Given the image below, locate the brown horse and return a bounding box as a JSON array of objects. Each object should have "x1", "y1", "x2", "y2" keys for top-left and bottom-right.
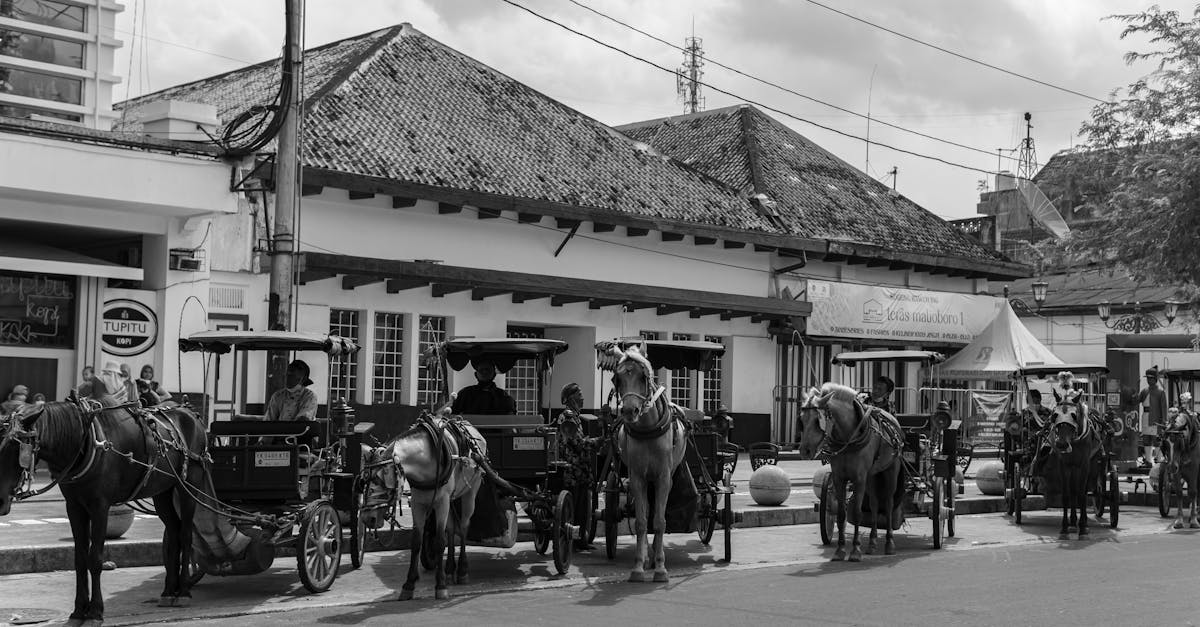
[
  {"x1": 609, "y1": 344, "x2": 688, "y2": 582},
  {"x1": 1048, "y1": 401, "x2": 1103, "y2": 538},
  {"x1": 1160, "y1": 410, "x2": 1200, "y2": 529},
  {"x1": 797, "y1": 383, "x2": 904, "y2": 561},
  {"x1": 391, "y1": 412, "x2": 485, "y2": 600},
  {"x1": 0, "y1": 399, "x2": 208, "y2": 626}
]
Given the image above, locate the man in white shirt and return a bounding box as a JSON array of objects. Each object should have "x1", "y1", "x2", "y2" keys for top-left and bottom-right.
[{"x1": 265, "y1": 360, "x2": 318, "y2": 422}]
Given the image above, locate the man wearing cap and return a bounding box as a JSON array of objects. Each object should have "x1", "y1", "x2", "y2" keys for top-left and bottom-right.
[
  {"x1": 865, "y1": 375, "x2": 896, "y2": 414},
  {"x1": 555, "y1": 383, "x2": 604, "y2": 550},
  {"x1": 451, "y1": 359, "x2": 516, "y2": 415},
  {"x1": 266, "y1": 359, "x2": 318, "y2": 422},
  {"x1": 1137, "y1": 366, "x2": 1168, "y2": 468}
]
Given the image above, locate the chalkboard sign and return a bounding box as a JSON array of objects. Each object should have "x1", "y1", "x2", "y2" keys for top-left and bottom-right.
[{"x1": 0, "y1": 270, "x2": 76, "y2": 349}]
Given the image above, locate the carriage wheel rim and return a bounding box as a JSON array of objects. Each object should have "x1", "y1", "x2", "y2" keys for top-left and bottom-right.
[{"x1": 305, "y1": 505, "x2": 339, "y2": 587}]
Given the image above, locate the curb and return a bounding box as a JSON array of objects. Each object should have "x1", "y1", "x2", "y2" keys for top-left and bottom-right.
[{"x1": 0, "y1": 494, "x2": 1027, "y2": 576}]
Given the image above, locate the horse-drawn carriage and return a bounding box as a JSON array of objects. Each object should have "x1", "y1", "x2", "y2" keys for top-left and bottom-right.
[
  {"x1": 1001, "y1": 364, "x2": 1120, "y2": 533},
  {"x1": 178, "y1": 330, "x2": 395, "y2": 593},
  {"x1": 805, "y1": 350, "x2": 960, "y2": 554},
  {"x1": 595, "y1": 338, "x2": 737, "y2": 566},
  {"x1": 1154, "y1": 368, "x2": 1200, "y2": 523},
  {"x1": 420, "y1": 336, "x2": 580, "y2": 576}
]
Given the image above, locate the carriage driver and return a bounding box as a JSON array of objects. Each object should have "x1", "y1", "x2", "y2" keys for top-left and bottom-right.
[
  {"x1": 555, "y1": 383, "x2": 604, "y2": 551},
  {"x1": 451, "y1": 358, "x2": 516, "y2": 415},
  {"x1": 265, "y1": 359, "x2": 318, "y2": 422},
  {"x1": 861, "y1": 375, "x2": 895, "y2": 414}
]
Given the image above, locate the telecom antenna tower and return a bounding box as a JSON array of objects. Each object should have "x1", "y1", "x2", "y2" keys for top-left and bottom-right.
[
  {"x1": 1016, "y1": 112, "x2": 1037, "y2": 182},
  {"x1": 676, "y1": 34, "x2": 705, "y2": 114}
]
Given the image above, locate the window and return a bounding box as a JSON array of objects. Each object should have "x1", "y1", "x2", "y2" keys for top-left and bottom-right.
[
  {"x1": 0, "y1": 102, "x2": 79, "y2": 121},
  {"x1": 3, "y1": 0, "x2": 87, "y2": 32},
  {"x1": 0, "y1": 65, "x2": 82, "y2": 103},
  {"x1": 702, "y1": 335, "x2": 724, "y2": 414},
  {"x1": 670, "y1": 333, "x2": 694, "y2": 408},
  {"x1": 372, "y1": 312, "x2": 403, "y2": 404},
  {"x1": 0, "y1": 29, "x2": 85, "y2": 67},
  {"x1": 416, "y1": 315, "x2": 446, "y2": 408},
  {"x1": 328, "y1": 309, "x2": 359, "y2": 404},
  {"x1": 506, "y1": 326, "x2": 543, "y2": 415}
]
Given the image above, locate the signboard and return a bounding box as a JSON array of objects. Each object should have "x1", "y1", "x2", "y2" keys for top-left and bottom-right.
[
  {"x1": 0, "y1": 271, "x2": 75, "y2": 349},
  {"x1": 254, "y1": 451, "x2": 291, "y2": 467},
  {"x1": 102, "y1": 299, "x2": 157, "y2": 357},
  {"x1": 512, "y1": 436, "x2": 543, "y2": 451},
  {"x1": 806, "y1": 280, "x2": 1003, "y2": 345}
]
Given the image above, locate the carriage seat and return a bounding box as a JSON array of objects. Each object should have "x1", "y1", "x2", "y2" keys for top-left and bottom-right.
[
  {"x1": 895, "y1": 413, "x2": 930, "y2": 432},
  {"x1": 680, "y1": 408, "x2": 706, "y2": 423},
  {"x1": 459, "y1": 413, "x2": 543, "y2": 427}
]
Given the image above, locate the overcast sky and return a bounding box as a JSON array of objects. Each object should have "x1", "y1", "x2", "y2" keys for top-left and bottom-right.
[{"x1": 111, "y1": 0, "x2": 1198, "y2": 220}]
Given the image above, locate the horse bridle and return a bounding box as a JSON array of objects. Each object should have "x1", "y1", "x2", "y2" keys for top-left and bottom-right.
[{"x1": 0, "y1": 400, "x2": 105, "y2": 502}]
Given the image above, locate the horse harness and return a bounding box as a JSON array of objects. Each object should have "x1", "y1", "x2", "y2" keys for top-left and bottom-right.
[
  {"x1": 816, "y1": 401, "x2": 904, "y2": 465},
  {"x1": 621, "y1": 384, "x2": 678, "y2": 441},
  {"x1": 2, "y1": 398, "x2": 207, "y2": 503}
]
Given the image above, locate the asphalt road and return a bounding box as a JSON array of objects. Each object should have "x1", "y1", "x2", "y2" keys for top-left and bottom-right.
[{"x1": 0, "y1": 507, "x2": 1190, "y2": 627}]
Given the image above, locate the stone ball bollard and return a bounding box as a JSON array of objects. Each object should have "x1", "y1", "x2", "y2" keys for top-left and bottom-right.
[
  {"x1": 106, "y1": 504, "x2": 135, "y2": 539},
  {"x1": 974, "y1": 460, "x2": 1005, "y2": 496},
  {"x1": 749, "y1": 465, "x2": 792, "y2": 506}
]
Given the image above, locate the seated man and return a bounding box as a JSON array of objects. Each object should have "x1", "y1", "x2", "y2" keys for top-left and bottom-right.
[
  {"x1": 863, "y1": 375, "x2": 896, "y2": 415},
  {"x1": 266, "y1": 359, "x2": 318, "y2": 422},
  {"x1": 451, "y1": 359, "x2": 516, "y2": 415}
]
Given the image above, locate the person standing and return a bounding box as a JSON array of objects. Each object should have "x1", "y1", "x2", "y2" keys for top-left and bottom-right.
[
  {"x1": 555, "y1": 383, "x2": 604, "y2": 550},
  {"x1": 1137, "y1": 366, "x2": 1169, "y2": 468}
]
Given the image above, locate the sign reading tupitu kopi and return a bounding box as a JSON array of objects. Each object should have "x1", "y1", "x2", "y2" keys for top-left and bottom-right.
[
  {"x1": 102, "y1": 299, "x2": 157, "y2": 356},
  {"x1": 805, "y1": 280, "x2": 1003, "y2": 344}
]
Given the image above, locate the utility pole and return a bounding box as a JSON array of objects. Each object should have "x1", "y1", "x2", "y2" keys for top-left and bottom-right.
[
  {"x1": 267, "y1": 0, "x2": 304, "y2": 399},
  {"x1": 1016, "y1": 112, "x2": 1037, "y2": 182},
  {"x1": 675, "y1": 27, "x2": 704, "y2": 114}
]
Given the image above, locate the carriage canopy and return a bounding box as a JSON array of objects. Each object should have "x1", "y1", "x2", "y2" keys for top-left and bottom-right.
[
  {"x1": 435, "y1": 337, "x2": 568, "y2": 373},
  {"x1": 595, "y1": 338, "x2": 726, "y2": 372},
  {"x1": 831, "y1": 350, "x2": 946, "y2": 366},
  {"x1": 179, "y1": 330, "x2": 360, "y2": 356}
]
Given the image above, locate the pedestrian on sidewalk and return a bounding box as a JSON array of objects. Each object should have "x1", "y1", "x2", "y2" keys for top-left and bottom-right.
[
  {"x1": 1137, "y1": 366, "x2": 1168, "y2": 468},
  {"x1": 1, "y1": 384, "x2": 28, "y2": 414},
  {"x1": 555, "y1": 382, "x2": 604, "y2": 551}
]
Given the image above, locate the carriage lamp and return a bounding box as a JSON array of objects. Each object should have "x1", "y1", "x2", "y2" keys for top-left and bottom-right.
[
  {"x1": 1097, "y1": 300, "x2": 1183, "y2": 334},
  {"x1": 1165, "y1": 300, "x2": 1182, "y2": 324},
  {"x1": 1031, "y1": 280, "x2": 1049, "y2": 307}
]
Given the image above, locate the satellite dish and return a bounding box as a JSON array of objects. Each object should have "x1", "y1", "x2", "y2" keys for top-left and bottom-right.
[{"x1": 1016, "y1": 179, "x2": 1070, "y2": 239}]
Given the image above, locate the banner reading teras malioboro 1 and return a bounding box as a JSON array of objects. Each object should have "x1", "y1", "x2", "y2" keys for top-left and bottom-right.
[{"x1": 805, "y1": 280, "x2": 1004, "y2": 344}]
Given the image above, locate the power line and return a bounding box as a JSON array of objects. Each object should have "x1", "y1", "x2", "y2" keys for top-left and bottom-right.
[
  {"x1": 501, "y1": 0, "x2": 1011, "y2": 181},
  {"x1": 108, "y1": 27, "x2": 259, "y2": 65},
  {"x1": 802, "y1": 0, "x2": 1106, "y2": 104},
  {"x1": 565, "y1": 0, "x2": 1018, "y2": 164}
]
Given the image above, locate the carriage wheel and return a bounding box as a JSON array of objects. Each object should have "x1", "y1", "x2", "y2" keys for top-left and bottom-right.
[
  {"x1": 818, "y1": 479, "x2": 834, "y2": 547},
  {"x1": 533, "y1": 504, "x2": 551, "y2": 556},
  {"x1": 1108, "y1": 471, "x2": 1120, "y2": 528},
  {"x1": 297, "y1": 501, "x2": 342, "y2": 593},
  {"x1": 1004, "y1": 456, "x2": 1016, "y2": 517},
  {"x1": 931, "y1": 476, "x2": 944, "y2": 550},
  {"x1": 584, "y1": 487, "x2": 599, "y2": 545},
  {"x1": 1158, "y1": 464, "x2": 1174, "y2": 518},
  {"x1": 946, "y1": 475, "x2": 957, "y2": 538},
  {"x1": 1092, "y1": 468, "x2": 1108, "y2": 519},
  {"x1": 551, "y1": 491, "x2": 575, "y2": 575},
  {"x1": 604, "y1": 472, "x2": 620, "y2": 560},
  {"x1": 697, "y1": 492, "x2": 718, "y2": 546},
  {"x1": 350, "y1": 491, "x2": 367, "y2": 569}
]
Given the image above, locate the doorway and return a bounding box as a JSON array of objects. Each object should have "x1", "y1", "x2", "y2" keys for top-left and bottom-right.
[{"x1": 209, "y1": 314, "x2": 248, "y2": 422}]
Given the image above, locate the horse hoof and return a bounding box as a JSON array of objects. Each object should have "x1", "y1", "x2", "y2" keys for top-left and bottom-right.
[
  {"x1": 884, "y1": 541, "x2": 896, "y2": 555},
  {"x1": 65, "y1": 619, "x2": 85, "y2": 627},
  {"x1": 434, "y1": 588, "x2": 450, "y2": 600},
  {"x1": 653, "y1": 570, "x2": 669, "y2": 583},
  {"x1": 848, "y1": 551, "x2": 862, "y2": 563},
  {"x1": 158, "y1": 596, "x2": 177, "y2": 608},
  {"x1": 628, "y1": 570, "x2": 646, "y2": 583},
  {"x1": 1175, "y1": 521, "x2": 1185, "y2": 529},
  {"x1": 1078, "y1": 529, "x2": 1089, "y2": 538},
  {"x1": 398, "y1": 589, "x2": 414, "y2": 601},
  {"x1": 831, "y1": 549, "x2": 846, "y2": 561},
  {"x1": 1058, "y1": 533, "x2": 1070, "y2": 540}
]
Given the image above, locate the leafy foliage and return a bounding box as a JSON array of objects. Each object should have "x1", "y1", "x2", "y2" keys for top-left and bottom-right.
[{"x1": 1056, "y1": 5, "x2": 1200, "y2": 296}]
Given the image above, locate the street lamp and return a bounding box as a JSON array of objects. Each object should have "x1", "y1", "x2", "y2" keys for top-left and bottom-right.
[
  {"x1": 1097, "y1": 300, "x2": 1185, "y2": 334},
  {"x1": 1003, "y1": 281, "x2": 1049, "y2": 315}
]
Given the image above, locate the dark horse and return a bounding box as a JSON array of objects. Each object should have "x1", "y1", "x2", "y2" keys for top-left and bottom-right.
[
  {"x1": 1048, "y1": 400, "x2": 1103, "y2": 539},
  {"x1": 797, "y1": 383, "x2": 904, "y2": 561},
  {"x1": 0, "y1": 399, "x2": 208, "y2": 625},
  {"x1": 1160, "y1": 409, "x2": 1200, "y2": 529}
]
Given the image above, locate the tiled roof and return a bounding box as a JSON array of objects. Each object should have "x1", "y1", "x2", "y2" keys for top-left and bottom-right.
[
  {"x1": 115, "y1": 25, "x2": 775, "y2": 234},
  {"x1": 618, "y1": 105, "x2": 1012, "y2": 265},
  {"x1": 1010, "y1": 270, "x2": 1181, "y2": 311}
]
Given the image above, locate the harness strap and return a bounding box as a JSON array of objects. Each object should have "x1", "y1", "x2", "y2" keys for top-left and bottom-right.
[{"x1": 623, "y1": 386, "x2": 675, "y2": 440}]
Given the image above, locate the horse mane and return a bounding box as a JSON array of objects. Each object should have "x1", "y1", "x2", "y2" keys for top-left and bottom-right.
[
  {"x1": 34, "y1": 401, "x2": 88, "y2": 453},
  {"x1": 616, "y1": 346, "x2": 656, "y2": 385}
]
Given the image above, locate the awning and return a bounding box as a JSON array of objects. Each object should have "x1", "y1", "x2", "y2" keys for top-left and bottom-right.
[
  {"x1": 0, "y1": 237, "x2": 143, "y2": 281},
  {"x1": 1107, "y1": 334, "x2": 1200, "y2": 352},
  {"x1": 296, "y1": 252, "x2": 811, "y2": 322}
]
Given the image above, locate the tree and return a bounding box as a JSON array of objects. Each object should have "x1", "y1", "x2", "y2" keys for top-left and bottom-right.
[{"x1": 1055, "y1": 5, "x2": 1200, "y2": 296}]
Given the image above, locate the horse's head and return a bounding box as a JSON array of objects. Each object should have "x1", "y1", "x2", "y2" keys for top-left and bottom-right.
[
  {"x1": 795, "y1": 383, "x2": 856, "y2": 460},
  {"x1": 609, "y1": 345, "x2": 662, "y2": 431},
  {"x1": 1051, "y1": 402, "x2": 1082, "y2": 453},
  {"x1": 0, "y1": 409, "x2": 40, "y2": 516}
]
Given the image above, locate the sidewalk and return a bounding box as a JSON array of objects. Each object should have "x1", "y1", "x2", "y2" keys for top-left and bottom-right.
[{"x1": 0, "y1": 455, "x2": 1023, "y2": 575}]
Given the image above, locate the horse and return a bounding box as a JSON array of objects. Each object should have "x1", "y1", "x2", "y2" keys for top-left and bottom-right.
[
  {"x1": 391, "y1": 411, "x2": 486, "y2": 600},
  {"x1": 796, "y1": 383, "x2": 904, "y2": 561},
  {"x1": 0, "y1": 398, "x2": 208, "y2": 625},
  {"x1": 608, "y1": 344, "x2": 688, "y2": 583},
  {"x1": 1160, "y1": 410, "x2": 1200, "y2": 529},
  {"x1": 1048, "y1": 400, "x2": 1103, "y2": 538}
]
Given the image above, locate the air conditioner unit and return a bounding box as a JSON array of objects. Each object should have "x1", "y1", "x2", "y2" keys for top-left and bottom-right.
[{"x1": 169, "y1": 248, "x2": 206, "y2": 272}]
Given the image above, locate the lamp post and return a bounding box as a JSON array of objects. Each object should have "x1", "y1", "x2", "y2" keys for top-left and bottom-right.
[{"x1": 1097, "y1": 300, "x2": 1183, "y2": 334}]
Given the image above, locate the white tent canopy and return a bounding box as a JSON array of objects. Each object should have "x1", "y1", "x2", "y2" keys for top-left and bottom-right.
[{"x1": 939, "y1": 303, "x2": 1064, "y2": 381}]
